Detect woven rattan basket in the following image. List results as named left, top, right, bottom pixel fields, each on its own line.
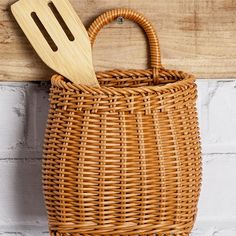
left=42, top=8, right=202, bottom=236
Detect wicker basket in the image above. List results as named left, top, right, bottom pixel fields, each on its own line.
left=42, top=8, right=202, bottom=236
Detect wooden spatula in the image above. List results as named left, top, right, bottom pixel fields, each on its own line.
left=11, top=0, right=99, bottom=87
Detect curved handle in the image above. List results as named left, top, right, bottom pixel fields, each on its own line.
left=88, top=8, right=162, bottom=83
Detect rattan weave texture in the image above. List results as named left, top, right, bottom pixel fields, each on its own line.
left=42, top=8, right=202, bottom=236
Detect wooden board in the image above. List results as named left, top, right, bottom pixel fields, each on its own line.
left=1, top=0, right=236, bottom=81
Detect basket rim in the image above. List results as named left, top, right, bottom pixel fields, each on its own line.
left=51, top=68, right=196, bottom=95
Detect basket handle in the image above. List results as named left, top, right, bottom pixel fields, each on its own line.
left=88, top=8, right=162, bottom=83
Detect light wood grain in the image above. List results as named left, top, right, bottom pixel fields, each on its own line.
left=1, top=0, right=236, bottom=81
left=11, top=0, right=99, bottom=86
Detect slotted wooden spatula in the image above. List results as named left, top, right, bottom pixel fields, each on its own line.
left=11, top=0, right=99, bottom=87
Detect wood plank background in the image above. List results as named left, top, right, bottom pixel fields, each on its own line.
left=0, top=0, right=236, bottom=81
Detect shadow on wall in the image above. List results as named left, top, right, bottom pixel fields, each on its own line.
left=14, top=82, right=50, bottom=225
left=0, top=82, right=50, bottom=228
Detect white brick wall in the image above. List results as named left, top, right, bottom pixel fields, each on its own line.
left=0, top=80, right=235, bottom=235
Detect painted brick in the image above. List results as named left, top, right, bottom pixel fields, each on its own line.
left=0, top=84, right=26, bottom=150
left=0, top=226, right=49, bottom=236
left=197, top=154, right=236, bottom=220
left=214, top=229, right=236, bottom=236
left=192, top=220, right=236, bottom=236
left=196, top=80, right=236, bottom=153
left=0, top=82, right=49, bottom=160
left=0, top=160, right=47, bottom=226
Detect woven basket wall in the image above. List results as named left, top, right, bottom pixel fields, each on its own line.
left=42, top=8, right=202, bottom=236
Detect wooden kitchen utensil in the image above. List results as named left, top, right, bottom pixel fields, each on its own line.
left=11, top=0, right=99, bottom=87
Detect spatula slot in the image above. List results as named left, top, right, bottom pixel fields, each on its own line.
left=31, top=12, right=58, bottom=52
left=48, top=1, right=75, bottom=42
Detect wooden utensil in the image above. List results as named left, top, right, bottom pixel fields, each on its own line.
left=11, top=0, right=99, bottom=87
